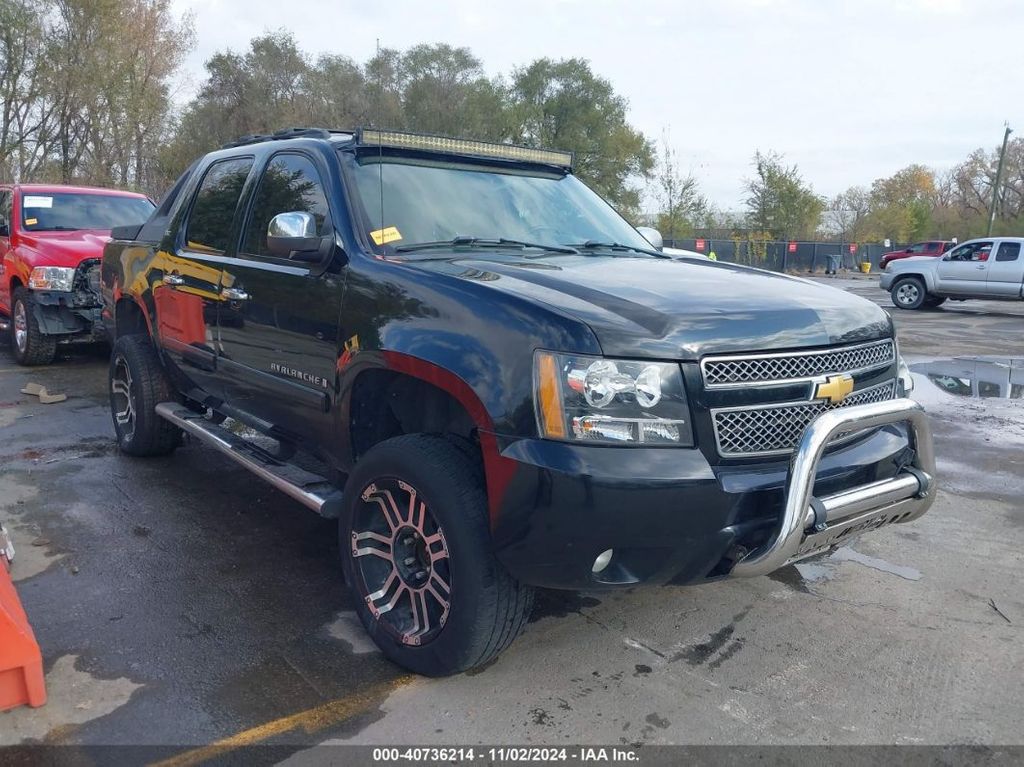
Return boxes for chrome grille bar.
[701,339,896,389]
[711,380,898,458]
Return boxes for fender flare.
[112,288,155,339]
[369,350,518,525]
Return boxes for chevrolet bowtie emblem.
[813,374,855,404]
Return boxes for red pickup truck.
[879,240,955,270]
[0,184,154,365]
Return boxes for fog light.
[592,549,613,573]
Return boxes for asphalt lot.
[1,276,1022,756]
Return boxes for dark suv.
[101,128,936,675]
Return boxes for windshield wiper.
[394,236,578,255]
[568,240,669,259]
[29,226,82,232]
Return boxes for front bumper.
[491,398,934,590]
[30,290,103,339]
[879,271,895,290]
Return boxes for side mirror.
[905,247,913,253]
[0,221,9,238]
[636,226,664,251]
[267,211,323,260]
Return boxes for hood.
[887,255,939,272]
[17,229,111,268]
[410,255,893,358]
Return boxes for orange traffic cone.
[0,524,47,711]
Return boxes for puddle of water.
[0,655,142,745]
[908,356,1024,404]
[793,561,835,583]
[770,547,919,591]
[831,547,922,581]
[326,611,379,655]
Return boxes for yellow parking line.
[150,675,416,767]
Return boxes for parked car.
[102,127,935,675]
[879,240,955,270]
[0,184,155,364]
[880,237,1024,309]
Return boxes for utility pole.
[987,124,1013,236]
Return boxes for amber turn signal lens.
[536,352,567,439]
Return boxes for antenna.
[376,38,385,243]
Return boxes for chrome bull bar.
[731,398,936,578]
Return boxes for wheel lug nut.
[415,570,427,581]
[403,556,416,566]
[402,537,414,545]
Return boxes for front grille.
[712,380,898,458]
[701,339,895,388]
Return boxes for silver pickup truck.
[880,237,1024,309]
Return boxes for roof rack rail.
[221,127,341,149]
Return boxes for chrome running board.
[155,402,343,518]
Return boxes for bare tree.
[653,133,706,241]
[0,0,53,180]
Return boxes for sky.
[169,0,1023,211]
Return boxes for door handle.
[163,273,185,286]
[976,264,987,270]
[221,287,250,301]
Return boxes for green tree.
[510,58,653,218]
[865,164,935,242]
[304,53,370,129]
[744,151,824,240]
[167,30,312,164]
[398,44,508,139]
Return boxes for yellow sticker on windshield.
[369,226,402,246]
[25,218,37,226]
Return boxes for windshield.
[20,192,155,232]
[345,155,652,255]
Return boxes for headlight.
[534,351,694,446]
[28,266,75,291]
[897,354,914,395]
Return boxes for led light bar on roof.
[357,128,573,169]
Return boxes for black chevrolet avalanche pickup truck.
[101,128,936,675]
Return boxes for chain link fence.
[665,239,910,273]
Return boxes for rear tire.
[924,296,947,309]
[340,434,534,676]
[109,334,180,456]
[890,277,927,310]
[11,288,57,366]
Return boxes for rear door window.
[995,242,1021,262]
[184,157,254,254]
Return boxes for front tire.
[924,296,947,309]
[340,435,534,676]
[890,277,927,310]
[109,334,180,456]
[11,288,57,366]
